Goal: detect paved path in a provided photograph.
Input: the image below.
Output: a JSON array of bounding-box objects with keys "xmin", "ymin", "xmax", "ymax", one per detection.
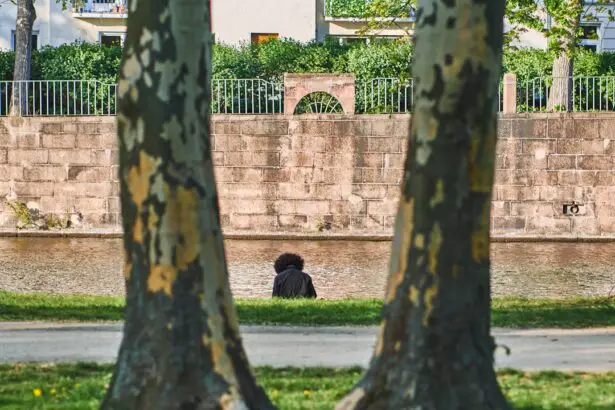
[{"xmin": 2, "ymin": 323, "xmax": 615, "ymax": 371}]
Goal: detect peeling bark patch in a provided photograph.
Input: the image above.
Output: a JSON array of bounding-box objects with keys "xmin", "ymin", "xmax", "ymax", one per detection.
[
  {"xmin": 148, "ymin": 264, "xmax": 177, "ymax": 296},
  {"xmin": 385, "ymin": 199, "xmax": 414, "ymax": 302},
  {"xmin": 423, "ymin": 283, "xmax": 438, "ymax": 326},
  {"xmin": 428, "ymin": 223, "xmax": 442, "ymax": 275}
]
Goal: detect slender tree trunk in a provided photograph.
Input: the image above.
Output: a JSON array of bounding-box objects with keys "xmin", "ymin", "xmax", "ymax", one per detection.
[
  {"xmin": 547, "ymin": 0, "xmax": 582, "ymax": 112},
  {"xmin": 100, "ymin": 0, "xmax": 274, "ymax": 408},
  {"xmin": 336, "ymin": 1, "xmax": 511, "ymax": 409},
  {"xmin": 548, "ymin": 55, "xmax": 574, "ymax": 111},
  {"xmin": 10, "ymin": 0, "xmax": 36, "ymax": 116}
]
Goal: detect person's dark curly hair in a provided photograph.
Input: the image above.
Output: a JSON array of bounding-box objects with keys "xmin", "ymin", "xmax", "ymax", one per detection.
[{"xmin": 274, "ymin": 253, "xmax": 304, "ymax": 274}]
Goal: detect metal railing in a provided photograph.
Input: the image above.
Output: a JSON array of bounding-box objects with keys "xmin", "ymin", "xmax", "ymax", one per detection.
[
  {"xmin": 357, "ymin": 77, "xmax": 414, "ymax": 114},
  {"xmin": 211, "ymin": 78, "xmax": 284, "ymax": 114},
  {"xmin": 0, "ymin": 80, "xmax": 118, "ymax": 116},
  {"xmin": 324, "ymin": 0, "xmax": 414, "ymax": 18},
  {"xmin": 518, "ymin": 76, "xmax": 615, "ymax": 112}
]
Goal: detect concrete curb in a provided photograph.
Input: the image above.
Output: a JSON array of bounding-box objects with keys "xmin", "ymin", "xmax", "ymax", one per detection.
[{"xmin": 1, "ymin": 229, "xmax": 615, "ymax": 242}]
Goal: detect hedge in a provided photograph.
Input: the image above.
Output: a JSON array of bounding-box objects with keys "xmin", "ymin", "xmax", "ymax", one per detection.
[{"xmin": 2, "ymin": 40, "xmax": 615, "ymax": 85}]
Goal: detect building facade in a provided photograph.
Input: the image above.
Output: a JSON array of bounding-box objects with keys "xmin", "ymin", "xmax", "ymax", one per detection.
[{"xmin": 0, "ymin": 0, "xmax": 613, "ymax": 51}]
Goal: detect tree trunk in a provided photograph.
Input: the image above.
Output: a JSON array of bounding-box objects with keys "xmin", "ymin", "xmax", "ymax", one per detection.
[
  {"xmin": 336, "ymin": 1, "xmax": 511, "ymax": 409},
  {"xmin": 547, "ymin": 54, "xmax": 574, "ymax": 112},
  {"xmin": 10, "ymin": 0, "xmax": 36, "ymax": 116},
  {"xmin": 100, "ymin": 0, "xmax": 274, "ymax": 409}
]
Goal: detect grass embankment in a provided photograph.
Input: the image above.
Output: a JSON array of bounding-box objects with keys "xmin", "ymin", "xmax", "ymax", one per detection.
[
  {"xmin": 1, "ymin": 363, "xmax": 614, "ymax": 409},
  {"xmin": 1, "ymin": 291, "xmax": 614, "ymax": 328}
]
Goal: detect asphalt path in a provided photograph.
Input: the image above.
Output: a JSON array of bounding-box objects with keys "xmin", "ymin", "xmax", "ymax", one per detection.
[{"xmin": 1, "ymin": 323, "xmax": 615, "ymax": 371}]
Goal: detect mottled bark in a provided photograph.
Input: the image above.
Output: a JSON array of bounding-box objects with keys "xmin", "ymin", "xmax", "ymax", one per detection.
[
  {"xmin": 10, "ymin": 0, "xmax": 36, "ymax": 116},
  {"xmin": 336, "ymin": 1, "xmax": 511, "ymax": 409},
  {"xmin": 548, "ymin": 55, "xmax": 574, "ymax": 111},
  {"xmin": 547, "ymin": 0, "xmax": 582, "ymax": 112},
  {"xmin": 100, "ymin": 0, "xmax": 274, "ymax": 409}
]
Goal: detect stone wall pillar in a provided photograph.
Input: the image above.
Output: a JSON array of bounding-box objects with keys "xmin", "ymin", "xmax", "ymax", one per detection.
[{"xmin": 502, "ymin": 72, "xmax": 517, "ymax": 114}]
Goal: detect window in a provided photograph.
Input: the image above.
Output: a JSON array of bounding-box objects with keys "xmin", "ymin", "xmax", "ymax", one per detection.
[
  {"xmin": 251, "ymin": 33, "xmax": 279, "ymax": 45},
  {"xmin": 100, "ymin": 33, "xmax": 124, "ymax": 47},
  {"xmin": 11, "ymin": 30, "xmax": 38, "ymax": 51},
  {"xmin": 579, "ymin": 23, "xmax": 600, "ymax": 52}
]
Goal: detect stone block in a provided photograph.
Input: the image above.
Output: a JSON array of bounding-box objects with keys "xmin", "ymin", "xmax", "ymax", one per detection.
[
  {"xmin": 293, "ymin": 135, "xmax": 326, "ymax": 152},
  {"xmin": 108, "ymin": 197, "xmax": 121, "ymax": 213},
  {"xmin": 510, "ymin": 201, "xmax": 555, "ymax": 217},
  {"xmin": 530, "ymin": 170, "xmax": 558, "ymax": 186},
  {"xmin": 231, "ymin": 168, "xmax": 263, "ymax": 183},
  {"xmin": 330, "ymin": 199, "xmax": 366, "ymax": 215},
  {"xmin": 42, "ymin": 134, "xmax": 76, "ymax": 149},
  {"xmin": 14, "ymin": 181, "xmax": 54, "ymax": 196},
  {"xmin": 539, "ymin": 186, "xmax": 585, "ymax": 202},
  {"xmin": 498, "ymin": 119, "xmax": 512, "ymax": 138},
  {"xmin": 314, "ymin": 184, "xmax": 342, "ymax": 200},
  {"xmin": 526, "ymin": 216, "xmax": 571, "ymax": 234},
  {"xmin": 496, "ymin": 139, "xmax": 522, "ymax": 155},
  {"xmin": 23, "ymin": 166, "xmax": 66, "ymax": 182},
  {"xmin": 0, "ymin": 149, "xmax": 6, "ymax": 163},
  {"xmin": 17, "ymin": 134, "xmax": 40, "ymax": 148},
  {"xmin": 353, "ymin": 153, "xmax": 383, "ymax": 168},
  {"xmin": 278, "ymin": 214, "xmax": 309, "ymax": 229},
  {"xmin": 366, "ymin": 199, "xmax": 398, "ymax": 216},
  {"xmin": 229, "ymin": 214, "xmax": 278, "ymax": 230},
  {"xmin": 514, "ymin": 155, "xmax": 547, "ymax": 170},
  {"xmin": 372, "ymin": 120, "xmax": 410, "ymax": 137},
  {"xmin": 361, "ymin": 168, "xmax": 384, "ymax": 183},
  {"xmin": 68, "ymin": 166, "xmax": 110, "ymax": 182},
  {"xmin": 577, "ymin": 155, "xmax": 612, "ymax": 170},
  {"xmin": 572, "ymin": 119, "xmax": 601, "ymax": 139},
  {"xmin": 240, "ymin": 120, "xmax": 288, "ymax": 136},
  {"xmin": 54, "ymin": 182, "xmax": 113, "ymax": 198},
  {"xmin": 493, "ymin": 216, "xmax": 526, "ymax": 230},
  {"xmin": 556, "ymin": 139, "xmax": 582, "ymax": 154},
  {"xmin": 212, "ymin": 152, "xmax": 224, "ymax": 166},
  {"xmin": 522, "ymin": 139, "xmax": 555, "ymax": 154},
  {"xmin": 49, "ymin": 149, "xmax": 92, "ymax": 165},
  {"xmin": 215, "ymin": 134, "xmax": 247, "ymax": 151},
  {"xmin": 384, "ymin": 153, "xmax": 404, "ymax": 169},
  {"xmin": 41, "ymin": 123, "xmax": 64, "ymax": 134},
  {"xmin": 491, "ymin": 201, "xmax": 511, "ymax": 217},
  {"xmin": 76, "ymin": 133, "xmax": 117, "ymax": 149},
  {"xmin": 74, "ymin": 197, "xmax": 108, "ymax": 212},
  {"xmin": 8, "ymin": 149, "xmax": 48, "ymax": 165},
  {"xmin": 0, "ymin": 165, "xmax": 24, "ymax": 181},
  {"xmin": 367, "ymin": 137, "xmax": 400, "ymax": 153},
  {"xmin": 213, "ymin": 121, "xmax": 241, "ymax": 135},
  {"xmin": 262, "ymin": 168, "xmax": 291, "ymax": 183},
  {"xmin": 91, "ymin": 150, "xmax": 118, "ymax": 166},
  {"xmin": 350, "ymin": 215, "xmax": 385, "ymax": 230},
  {"xmin": 0, "ymin": 133, "xmax": 13, "ymax": 148},
  {"xmin": 595, "ymin": 171, "xmax": 615, "ymax": 186},
  {"xmin": 493, "ymin": 186, "xmax": 540, "ymax": 201},
  {"xmin": 547, "ymin": 155, "xmax": 575, "ymax": 170}
]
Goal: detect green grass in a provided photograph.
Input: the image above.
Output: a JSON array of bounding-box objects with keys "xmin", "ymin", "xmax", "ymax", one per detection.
[
  {"xmin": 1, "ymin": 364, "xmax": 614, "ymax": 409},
  {"xmin": 1, "ymin": 291, "xmax": 615, "ymax": 328}
]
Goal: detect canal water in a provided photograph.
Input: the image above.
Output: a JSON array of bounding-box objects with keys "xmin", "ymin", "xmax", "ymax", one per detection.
[{"xmin": 1, "ymin": 238, "xmax": 614, "ymax": 299}]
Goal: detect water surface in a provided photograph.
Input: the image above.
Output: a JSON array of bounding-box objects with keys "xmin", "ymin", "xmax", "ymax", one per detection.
[{"xmin": 0, "ymin": 238, "xmax": 613, "ymax": 299}]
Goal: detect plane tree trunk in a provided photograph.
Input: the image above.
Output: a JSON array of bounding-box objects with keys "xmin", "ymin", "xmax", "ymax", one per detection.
[
  {"xmin": 336, "ymin": 0, "xmax": 512, "ymax": 408},
  {"xmin": 100, "ymin": 0, "xmax": 274, "ymax": 408},
  {"xmin": 10, "ymin": 0, "xmax": 36, "ymax": 116}
]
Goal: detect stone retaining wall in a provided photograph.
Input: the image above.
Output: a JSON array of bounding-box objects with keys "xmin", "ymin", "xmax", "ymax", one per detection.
[{"xmin": 1, "ymin": 113, "xmax": 615, "ymax": 237}]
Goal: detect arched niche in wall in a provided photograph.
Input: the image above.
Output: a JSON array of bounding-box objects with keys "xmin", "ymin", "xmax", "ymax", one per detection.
[{"xmin": 283, "ymin": 73, "xmax": 355, "ymax": 115}]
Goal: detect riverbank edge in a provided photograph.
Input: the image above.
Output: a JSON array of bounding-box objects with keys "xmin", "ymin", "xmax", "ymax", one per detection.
[{"xmin": 2, "ymin": 229, "xmax": 615, "ymax": 242}]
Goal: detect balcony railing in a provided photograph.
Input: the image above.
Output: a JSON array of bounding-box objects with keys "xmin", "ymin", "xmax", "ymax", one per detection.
[
  {"xmin": 73, "ymin": 0, "xmax": 127, "ymax": 14},
  {"xmin": 324, "ymin": 0, "xmax": 414, "ymax": 19}
]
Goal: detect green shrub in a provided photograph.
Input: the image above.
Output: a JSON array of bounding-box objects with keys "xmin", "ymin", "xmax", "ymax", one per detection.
[{"xmin": 2, "ymin": 41, "xmax": 615, "ymax": 86}]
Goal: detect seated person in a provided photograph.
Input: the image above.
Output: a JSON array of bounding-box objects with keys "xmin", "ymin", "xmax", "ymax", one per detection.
[{"xmin": 272, "ymin": 253, "xmax": 317, "ymax": 299}]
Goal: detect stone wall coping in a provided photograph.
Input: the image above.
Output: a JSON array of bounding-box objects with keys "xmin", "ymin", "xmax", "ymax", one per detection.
[{"xmin": 1, "ymin": 229, "xmax": 615, "ymax": 243}]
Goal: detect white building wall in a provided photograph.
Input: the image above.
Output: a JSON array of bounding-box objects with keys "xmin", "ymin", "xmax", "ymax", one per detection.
[
  {"xmin": 0, "ymin": 0, "xmax": 126, "ymax": 51},
  {"xmin": 211, "ymin": 0, "xmax": 317, "ymax": 44}
]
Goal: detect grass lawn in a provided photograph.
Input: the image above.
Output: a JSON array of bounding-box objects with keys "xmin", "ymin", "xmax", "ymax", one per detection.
[
  {"xmin": 1, "ymin": 291, "xmax": 615, "ymax": 328},
  {"xmin": 0, "ymin": 363, "xmax": 614, "ymax": 409}
]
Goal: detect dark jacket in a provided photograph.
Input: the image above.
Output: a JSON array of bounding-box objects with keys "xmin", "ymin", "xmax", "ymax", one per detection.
[{"xmin": 272, "ymin": 265, "xmax": 317, "ymax": 299}]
